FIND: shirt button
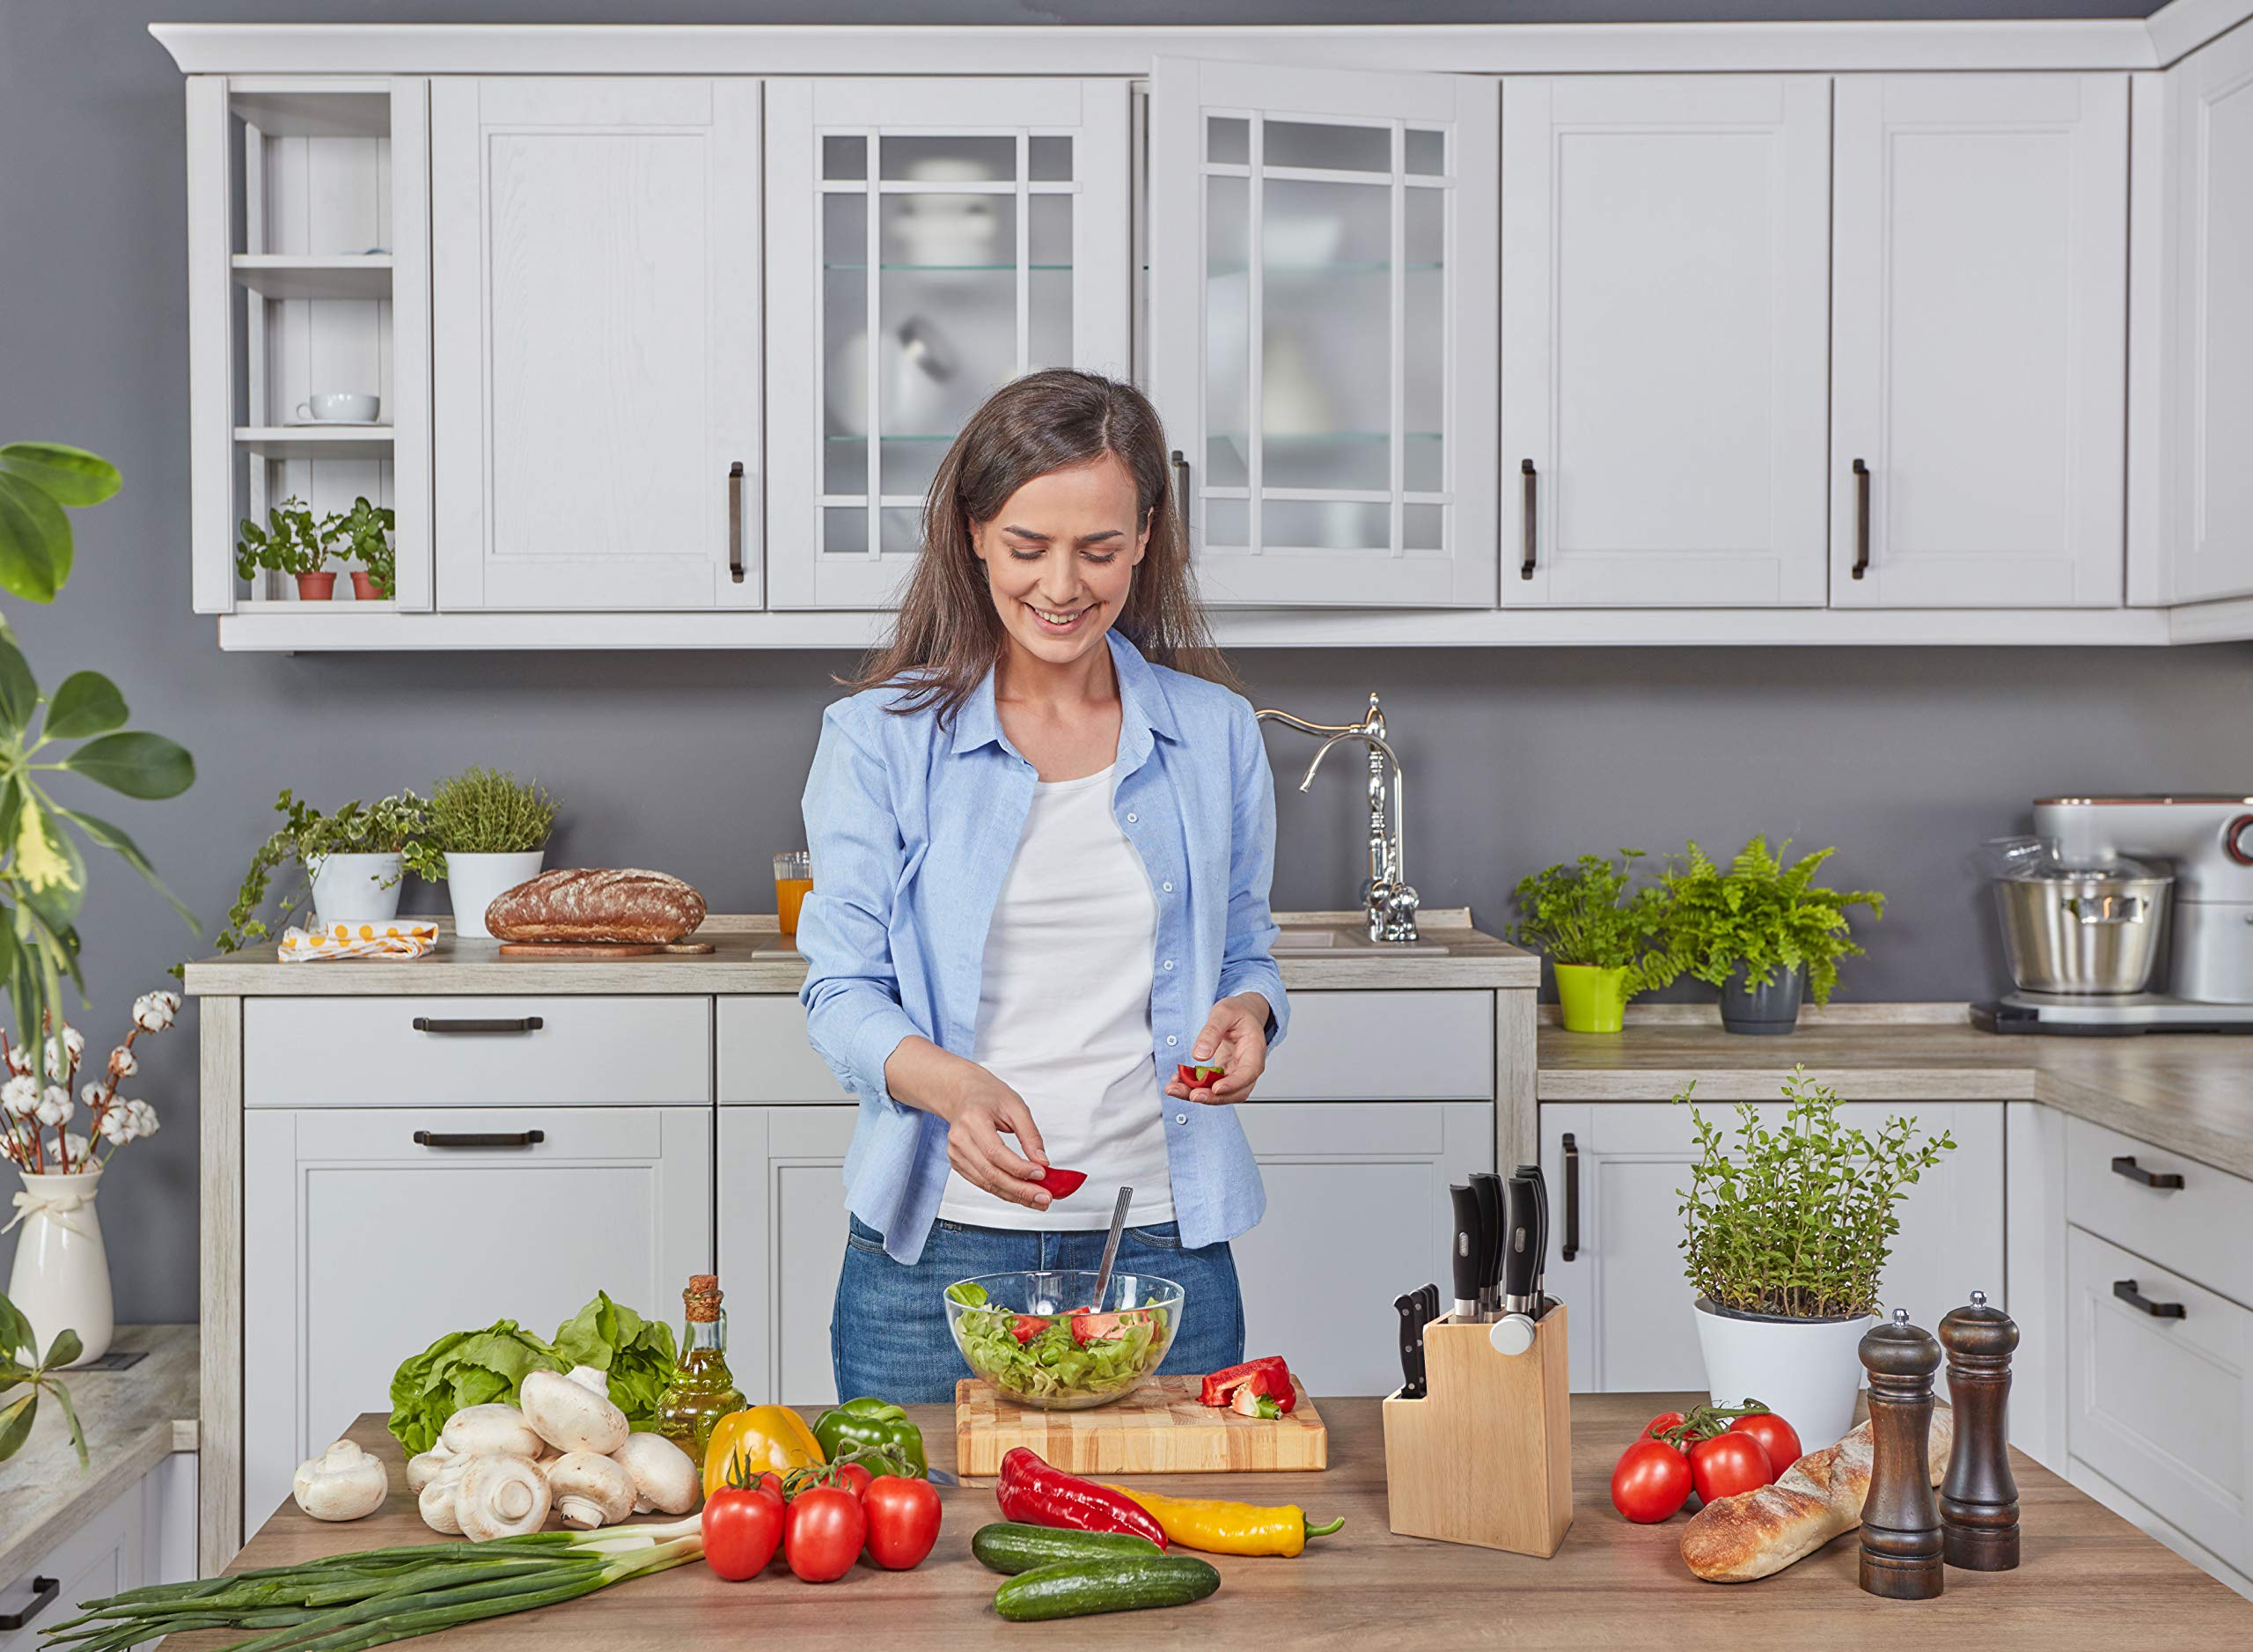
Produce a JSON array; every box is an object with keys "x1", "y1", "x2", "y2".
[
  {"x1": 1163, "y1": 959, "x2": 1175, "y2": 971},
  {"x1": 1161, "y1": 880, "x2": 1174, "y2": 893},
  {"x1": 1165, "y1": 1034, "x2": 1178, "y2": 1046},
  {"x1": 1174, "y1": 1112, "x2": 1189, "y2": 1126},
  {"x1": 1126, "y1": 811, "x2": 1139, "y2": 824}
]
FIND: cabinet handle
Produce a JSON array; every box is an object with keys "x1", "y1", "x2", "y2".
[
  {"x1": 2112, "y1": 1279, "x2": 2186, "y2": 1319},
  {"x1": 1851, "y1": 459, "x2": 1870, "y2": 580},
  {"x1": 414, "y1": 1130, "x2": 546, "y2": 1150},
  {"x1": 0, "y1": 1577, "x2": 59, "y2": 1631},
  {"x1": 728, "y1": 461, "x2": 745, "y2": 584},
  {"x1": 1519, "y1": 459, "x2": 1537, "y2": 581},
  {"x1": 1170, "y1": 450, "x2": 1191, "y2": 545},
  {"x1": 1560, "y1": 1131, "x2": 1580, "y2": 1262},
  {"x1": 411, "y1": 1017, "x2": 545, "y2": 1035},
  {"x1": 2110, "y1": 1155, "x2": 2184, "y2": 1190}
]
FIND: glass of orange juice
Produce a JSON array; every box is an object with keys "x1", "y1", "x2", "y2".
[{"x1": 774, "y1": 850, "x2": 812, "y2": 937}]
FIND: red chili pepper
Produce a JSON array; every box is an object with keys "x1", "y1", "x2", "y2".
[
  {"x1": 1199, "y1": 1355, "x2": 1295, "y2": 1414},
  {"x1": 995, "y1": 1448, "x2": 1168, "y2": 1549}
]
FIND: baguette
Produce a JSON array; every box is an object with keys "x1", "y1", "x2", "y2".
[
  {"x1": 484, "y1": 868, "x2": 708, "y2": 944},
  {"x1": 1679, "y1": 1404, "x2": 1954, "y2": 1583}
]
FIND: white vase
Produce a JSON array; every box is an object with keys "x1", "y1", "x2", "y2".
[
  {"x1": 310, "y1": 851, "x2": 405, "y2": 925},
  {"x1": 445, "y1": 850, "x2": 547, "y2": 940},
  {"x1": 1692, "y1": 1297, "x2": 1875, "y2": 1457},
  {"x1": 6, "y1": 1168, "x2": 113, "y2": 1368}
]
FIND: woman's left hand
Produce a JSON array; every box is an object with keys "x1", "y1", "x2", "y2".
[{"x1": 1163, "y1": 994, "x2": 1271, "y2": 1105}]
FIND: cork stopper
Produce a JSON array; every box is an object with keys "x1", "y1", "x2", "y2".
[{"x1": 684, "y1": 1274, "x2": 722, "y2": 1323}]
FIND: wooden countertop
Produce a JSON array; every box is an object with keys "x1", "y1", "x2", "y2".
[
  {"x1": 1537, "y1": 1010, "x2": 2253, "y2": 1179},
  {"x1": 169, "y1": 1394, "x2": 2247, "y2": 1649},
  {"x1": 2, "y1": 1325, "x2": 196, "y2": 1584}
]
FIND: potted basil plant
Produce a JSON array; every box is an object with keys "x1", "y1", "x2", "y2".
[
  {"x1": 233, "y1": 497, "x2": 334, "y2": 599},
  {"x1": 331, "y1": 496, "x2": 396, "y2": 601},
  {"x1": 405, "y1": 767, "x2": 559, "y2": 940},
  {"x1": 1679, "y1": 1068, "x2": 1954, "y2": 1452},
  {"x1": 218, "y1": 789, "x2": 429, "y2": 951},
  {"x1": 1508, "y1": 851, "x2": 1678, "y2": 1032},
  {"x1": 1660, "y1": 836, "x2": 1883, "y2": 1035}
]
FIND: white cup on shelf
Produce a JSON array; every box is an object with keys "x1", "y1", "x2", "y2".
[{"x1": 296, "y1": 392, "x2": 379, "y2": 423}]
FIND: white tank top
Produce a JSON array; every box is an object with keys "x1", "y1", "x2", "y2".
[{"x1": 937, "y1": 763, "x2": 1175, "y2": 1230}]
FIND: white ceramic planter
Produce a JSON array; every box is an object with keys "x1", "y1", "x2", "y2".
[
  {"x1": 445, "y1": 849, "x2": 547, "y2": 940},
  {"x1": 310, "y1": 851, "x2": 405, "y2": 925},
  {"x1": 7, "y1": 1168, "x2": 113, "y2": 1367},
  {"x1": 1693, "y1": 1297, "x2": 1875, "y2": 1455}
]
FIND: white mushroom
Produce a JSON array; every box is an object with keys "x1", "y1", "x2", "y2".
[
  {"x1": 292, "y1": 1439, "x2": 389, "y2": 1523},
  {"x1": 612, "y1": 1431, "x2": 701, "y2": 1516},
  {"x1": 418, "y1": 1454, "x2": 472, "y2": 1535},
  {"x1": 521, "y1": 1367, "x2": 629, "y2": 1457},
  {"x1": 440, "y1": 1403, "x2": 543, "y2": 1461},
  {"x1": 547, "y1": 1450, "x2": 636, "y2": 1530},
  {"x1": 406, "y1": 1440, "x2": 455, "y2": 1494},
  {"x1": 454, "y1": 1455, "x2": 553, "y2": 1543}
]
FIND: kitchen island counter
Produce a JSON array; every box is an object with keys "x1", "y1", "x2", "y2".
[{"x1": 164, "y1": 1394, "x2": 2247, "y2": 1649}]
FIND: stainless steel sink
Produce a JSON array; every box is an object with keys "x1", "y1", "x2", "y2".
[{"x1": 1272, "y1": 927, "x2": 1449, "y2": 957}]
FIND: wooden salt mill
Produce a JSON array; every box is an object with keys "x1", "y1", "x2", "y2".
[
  {"x1": 1859, "y1": 1307, "x2": 1945, "y2": 1600},
  {"x1": 1938, "y1": 1289, "x2": 2021, "y2": 1570}
]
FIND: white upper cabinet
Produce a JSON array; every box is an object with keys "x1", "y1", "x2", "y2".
[
  {"x1": 764, "y1": 79, "x2": 1131, "y2": 611},
  {"x1": 1501, "y1": 77, "x2": 1831, "y2": 607},
  {"x1": 1149, "y1": 58, "x2": 1499, "y2": 607},
  {"x1": 1831, "y1": 75, "x2": 2128, "y2": 609},
  {"x1": 430, "y1": 78, "x2": 762, "y2": 610}
]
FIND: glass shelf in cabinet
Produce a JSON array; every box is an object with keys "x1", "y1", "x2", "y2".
[{"x1": 824, "y1": 261, "x2": 1072, "y2": 273}]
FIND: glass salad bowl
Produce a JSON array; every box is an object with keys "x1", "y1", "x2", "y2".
[{"x1": 944, "y1": 1270, "x2": 1184, "y2": 1410}]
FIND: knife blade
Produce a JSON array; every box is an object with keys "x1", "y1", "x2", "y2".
[
  {"x1": 1518, "y1": 1162, "x2": 1551, "y2": 1315},
  {"x1": 1469, "y1": 1171, "x2": 1504, "y2": 1319},
  {"x1": 1394, "y1": 1290, "x2": 1426, "y2": 1399},
  {"x1": 1501, "y1": 1171, "x2": 1539, "y2": 1315},
  {"x1": 1449, "y1": 1182, "x2": 1483, "y2": 1321}
]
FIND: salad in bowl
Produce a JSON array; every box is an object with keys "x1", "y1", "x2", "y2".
[{"x1": 945, "y1": 1269, "x2": 1183, "y2": 1410}]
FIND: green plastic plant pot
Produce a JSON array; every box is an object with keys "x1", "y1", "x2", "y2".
[{"x1": 1553, "y1": 963, "x2": 1630, "y2": 1033}]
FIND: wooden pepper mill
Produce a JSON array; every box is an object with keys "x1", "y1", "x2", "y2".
[
  {"x1": 1859, "y1": 1307, "x2": 1946, "y2": 1600},
  {"x1": 1938, "y1": 1289, "x2": 2021, "y2": 1570}
]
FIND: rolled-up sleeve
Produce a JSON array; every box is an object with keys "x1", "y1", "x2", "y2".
[
  {"x1": 1215, "y1": 699, "x2": 1289, "y2": 1051},
  {"x1": 797, "y1": 703, "x2": 922, "y2": 1109}
]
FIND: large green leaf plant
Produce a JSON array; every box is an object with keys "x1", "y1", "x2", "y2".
[{"x1": 1660, "y1": 835, "x2": 1883, "y2": 1005}]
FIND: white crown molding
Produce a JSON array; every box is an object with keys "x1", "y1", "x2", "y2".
[
  {"x1": 149, "y1": 19, "x2": 2163, "y2": 78},
  {"x1": 2146, "y1": 0, "x2": 2253, "y2": 67}
]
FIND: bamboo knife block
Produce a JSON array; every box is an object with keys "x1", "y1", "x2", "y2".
[{"x1": 1381, "y1": 1306, "x2": 1573, "y2": 1556}]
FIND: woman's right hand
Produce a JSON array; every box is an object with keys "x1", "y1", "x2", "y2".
[{"x1": 932, "y1": 1064, "x2": 1053, "y2": 1211}]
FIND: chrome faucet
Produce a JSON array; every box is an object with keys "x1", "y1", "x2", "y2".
[{"x1": 1255, "y1": 694, "x2": 1420, "y2": 943}]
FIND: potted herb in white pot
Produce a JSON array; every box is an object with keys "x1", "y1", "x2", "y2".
[
  {"x1": 1661, "y1": 837, "x2": 1883, "y2": 1035},
  {"x1": 217, "y1": 789, "x2": 429, "y2": 950},
  {"x1": 1679, "y1": 1068, "x2": 1954, "y2": 1453},
  {"x1": 407, "y1": 767, "x2": 558, "y2": 940}
]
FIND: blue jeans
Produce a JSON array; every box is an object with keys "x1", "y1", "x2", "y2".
[{"x1": 833, "y1": 1215, "x2": 1245, "y2": 1404}]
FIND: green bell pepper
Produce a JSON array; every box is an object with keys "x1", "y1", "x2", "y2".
[{"x1": 812, "y1": 1395, "x2": 928, "y2": 1479}]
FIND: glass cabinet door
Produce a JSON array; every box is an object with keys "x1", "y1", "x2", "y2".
[
  {"x1": 1150, "y1": 59, "x2": 1498, "y2": 607},
  {"x1": 766, "y1": 79, "x2": 1131, "y2": 610}
]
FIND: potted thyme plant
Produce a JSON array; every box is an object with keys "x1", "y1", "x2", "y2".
[
  {"x1": 218, "y1": 789, "x2": 429, "y2": 951},
  {"x1": 405, "y1": 767, "x2": 559, "y2": 940},
  {"x1": 234, "y1": 497, "x2": 335, "y2": 600},
  {"x1": 1508, "y1": 851, "x2": 1678, "y2": 1032},
  {"x1": 1678, "y1": 1068, "x2": 1954, "y2": 1452},
  {"x1": 1660, "y1": 837, "x2": 1884, "y2": 1034}
]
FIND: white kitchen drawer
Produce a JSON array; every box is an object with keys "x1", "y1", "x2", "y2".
[
  {"x1": 717, "y1": 997, "x2": 854, "y2": 1103},
  {"x1": 1256, "y1": 991, "x2": 1493, "y2": 1101},
  {"x1": 2066, "y1": 1116, "x2": 2253, "y2": 1308},
  {"x1": 2067, "y1": 1224, "x2": 2252, "y2": 1574},
  {"x1": 245, "y1": 996, "x2": 711, "y2": 1107}
]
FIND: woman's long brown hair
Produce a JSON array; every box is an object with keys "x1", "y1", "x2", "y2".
[{"x1": 844, "y1": 369, "x2": 1237, "y2": 723}]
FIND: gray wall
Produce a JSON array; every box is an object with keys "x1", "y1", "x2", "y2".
[{"x1": 0, "y1": 0, "x2": 2222, "y2": 1325}]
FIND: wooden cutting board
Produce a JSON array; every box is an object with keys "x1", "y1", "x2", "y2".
[{"x1": 955, "y1": 1377, "x2": 1326, "y2": 1476}]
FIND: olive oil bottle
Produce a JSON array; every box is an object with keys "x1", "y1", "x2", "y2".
[{"x1": 655, "y1": 1274, "x2": 745, "y2": 1466}]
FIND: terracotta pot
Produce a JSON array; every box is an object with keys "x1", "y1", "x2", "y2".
[
  {"x1": 349, "y1": 570, "x2": 390, "y2": 601},
  {"x1": 294, "y1": 571, "x2": 338, "y2": 600}
]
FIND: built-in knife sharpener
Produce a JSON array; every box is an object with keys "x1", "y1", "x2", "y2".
[{"x1": 1381, "y1": 1303, "x2": 1572, "y2": 1557}]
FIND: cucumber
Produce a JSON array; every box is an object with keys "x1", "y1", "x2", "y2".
[
  {"x1": 992, "y1": 1555, "x2": 1222, "y2": 1622},
  {"x1": 971, "y1": 1522, "x2": 1163, "y2": 1575}
]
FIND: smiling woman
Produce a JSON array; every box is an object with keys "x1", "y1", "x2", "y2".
[{"x1": 798, "y1": 371, "x2": 1291, "y2": 1404}]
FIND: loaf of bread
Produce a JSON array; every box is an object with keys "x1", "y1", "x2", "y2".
[
  {"x1": 1679, "y1": 1404, "x2": 1955, "y2": 1582},
  {"x1": 484, "y1": 869, "x2": 708, "y2": 944}
]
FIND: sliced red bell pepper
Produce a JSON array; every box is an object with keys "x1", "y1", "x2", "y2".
[
  {"x1": 1200, "y1": 1355, "x2": 1296, "y2": 1414},
  {"x1": 1176, "y1": 1062, "x2": 1226, "y2": 1089},
  {"x1": 1011, "y1": 1314, "x2": 1047, "y2": 1344},
  {"x1": 1038, "y1": 1166, "x2": 1088, "y2": 1199}
]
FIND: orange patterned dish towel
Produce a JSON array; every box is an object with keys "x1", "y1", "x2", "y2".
[{"x1": 279, "y1": 921, "x2": 440, "y2": 961}]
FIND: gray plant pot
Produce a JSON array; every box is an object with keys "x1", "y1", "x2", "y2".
[{"x1": 1720, "y1": 962, "x2": 1803, "y2": 1035}]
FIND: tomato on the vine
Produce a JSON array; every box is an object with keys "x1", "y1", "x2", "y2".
[
  {"x1": 1728, "y1": 1412, "x2": 1802, "y2": 1478},
  {"x1": 784, "y1": 1484, "x2": 868, "y2": 1582},
  {"x1": 1610, "y1": 1438, "x2": 1693, "y2": 1523},
  {"x1": 1689, "y1": 1431, "x2": 1773, "y2": 1503},
  {"x1": 861, "y1": 1473, "x2": 943, "y2": 1569},
  {"x1": 702, "y1": 1484, "x2": 785, "y2": 1581},
  {"x1": 831, "y1": 1460, "x2": 874, "y2": 1501},
  {"x1": 1642, "y1": 1411, "x2": 1686, "y2": 1442}
]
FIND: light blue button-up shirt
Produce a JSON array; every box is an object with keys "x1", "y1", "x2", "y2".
[{"x1": 796, "y1": 630, "x2": 1290, "y2": 1266}]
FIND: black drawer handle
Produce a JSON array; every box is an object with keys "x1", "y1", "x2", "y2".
[
  {"x1": 412, "y1": 1017, "x2": 544, "y2": 1035},
  {"x1": 2113, "y1": 1279, "x2": 2186, "y2": 1319},
  {"x1": 0, "y1": 1577, "x2": 59, "y2": 1632},
  {"x1": 2110, "y1": 1155, "x2": 2184, "y2": 1190},
  {"x1": 414, "y1": 1130, "x2": 545, "y2": 1150},
  {"x1": 1560, "y1": 1132, "x2": 1580, "y2": 1262}
]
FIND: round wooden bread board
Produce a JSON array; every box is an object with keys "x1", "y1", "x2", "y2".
[{"x1": 495, "y1": 940, "x2": 716, "y2": 958}]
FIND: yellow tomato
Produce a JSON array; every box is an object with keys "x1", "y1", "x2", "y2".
[{"x1": 701, "y1": 1404, "x2": 826, "y2": 1497}]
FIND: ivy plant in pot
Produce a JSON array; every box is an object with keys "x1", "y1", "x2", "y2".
[
  {"x1": 234, "y1": 497, "x2": 334, "y2": 600},
  {"x1": 1660, "y1": 836, "x2": 1883, "y2": 1035},
  {"x1": 405, "y1": 767, "x2": 558, "y2": 940},
  {"x1": 217, "y1": 789, "x2": 429, "y2": 951},
  {"x1": 1508, "y1": 851, "x2": 1678, "y2": 1032},
  {"x1": 1678, "y1": 1068, "x2": 1954, "y2": 1453}
]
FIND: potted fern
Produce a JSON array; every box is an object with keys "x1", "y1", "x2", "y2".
[
  {"x1": 406, "y1": 768, "x2": 559, "y2": 940},
  {"x1": 1680, "y1": 1068, "x2": 1954, "y2": 1452},
  {"x1": 1508, "y1": 851, "x2": 1677, "y2": 1032},
  {"x1": 1661, "y1": 836, "x2": 1884, "y2": 1035},
  {"x1": 218, "y1": 790, "x2": 429, "y2": 951}
]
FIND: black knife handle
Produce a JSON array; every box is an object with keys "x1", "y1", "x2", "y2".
[
  {"x1": 1502, "y1": 1174, "x2": 1539, "y2": 1307},
  {"x1": 1469, "y1": 1171, "x2": 1504, "y2": 1307},
  {"x1": 1449, "y1": 1183, "x2": 1482, "y2": 1317},
  {"x1": 1395, "y1": 1292, "x2": 1425, "y2": 1398},
  {"x1": 1561, "y1": 1133, "x2": 1581, "y2": 1262},
  {"x1": 1521, "y1": 1164, "x2": 1550, "y2": 1290}
]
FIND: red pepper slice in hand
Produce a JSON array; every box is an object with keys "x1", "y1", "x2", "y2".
[
  {"x1": 1038, "y1": 1166, "x2": 1088, "y2": 1200},
  {"x1": 1176, "y1": 1062, "x2": 1226, "y2": 1090}
]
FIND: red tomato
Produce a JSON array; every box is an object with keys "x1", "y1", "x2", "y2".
[
  {"x1": 702, "y1": 1485, "x2": 784, "y2": 1581},
  {"x1": 831, "y1": 1461, "x2": 874, "y2": 1501},
  {"x1": 1728, "y1": 1412, "x2": 1803, "y2": 1478},
  {"x1": 784, "y1": 1485, "x2": 868, "y2": 1583},
  {"x1": 1610, "y1": 1438, "x2": 1693, "y2": 1524},
  {"x1": 862, "y1": 1474, "x2": 943, "y2": 1570},
  {"x1": 1069, "y1": 1308, "x2": 1150, "y2": 1347},
  {"x1": 1689, "y1": 1431, "x2": 1773, "y2": 1503},
  {"x1": 1038, "y1": 1167, "x2": 1088, "y2": 1200},
  {"x1": 1643, "y1": 1411, "x2": 1686, "y2": 1442},
  {"x1": 1010, "y1": 1315, "x2": 1047, "y2": 1344}
]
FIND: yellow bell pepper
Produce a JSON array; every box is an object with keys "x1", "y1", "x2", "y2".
[
  {"x1": 1100, "y1": 1483, "x2": 1345, "y2": 1558},
  {"x1": 702, "y1": 1405, "x2": 826, "y2": 1497}
]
